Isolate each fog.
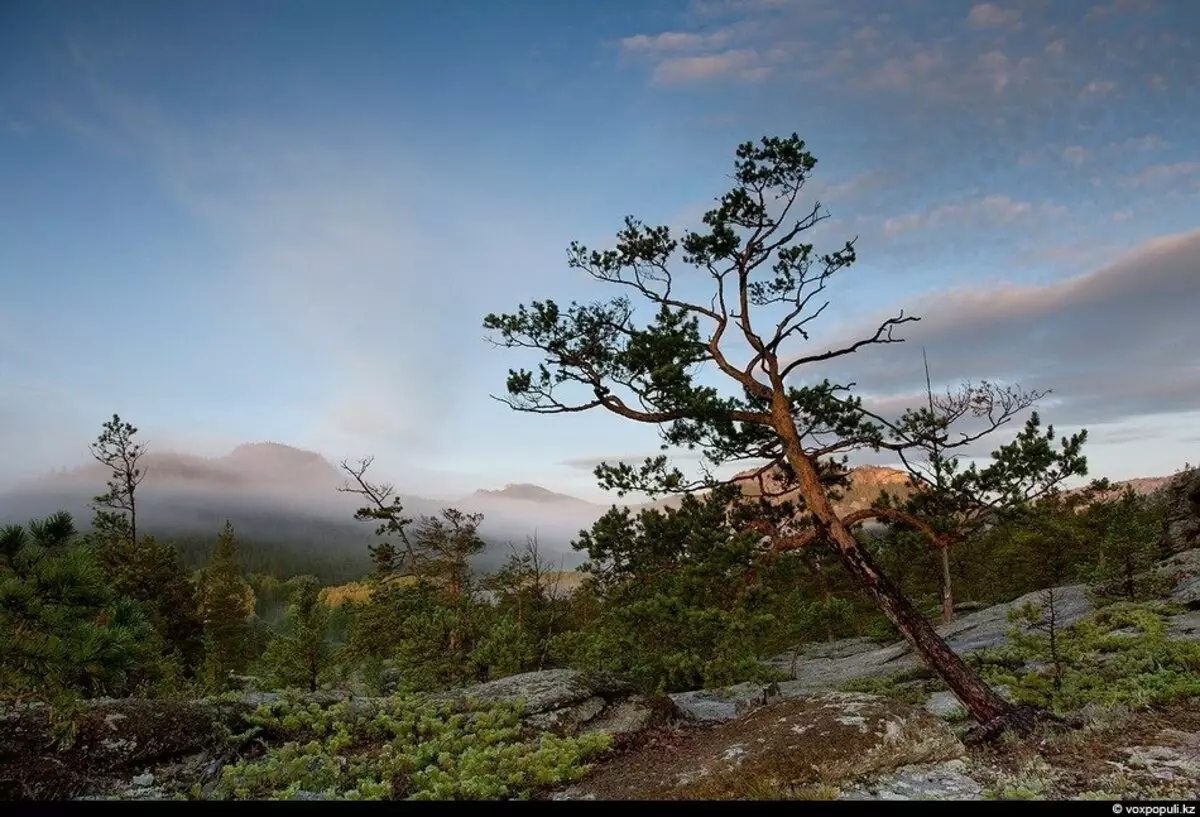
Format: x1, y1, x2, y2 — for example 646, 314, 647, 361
0, 443, 627, 575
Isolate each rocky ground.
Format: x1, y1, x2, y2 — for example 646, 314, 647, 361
547, 542, 1200, 801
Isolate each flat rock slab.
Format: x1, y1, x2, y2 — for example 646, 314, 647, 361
768, 583, 1098, 689
555, 692, 963, 800
1116, 730, 1200, 793
838, 759, 984, 800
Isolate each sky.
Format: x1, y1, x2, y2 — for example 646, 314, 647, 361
1, 0, 1197, 502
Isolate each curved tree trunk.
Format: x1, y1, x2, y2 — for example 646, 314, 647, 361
776, 420, 1012, 726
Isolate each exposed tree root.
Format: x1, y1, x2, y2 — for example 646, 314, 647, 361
963, 704, 1071, 745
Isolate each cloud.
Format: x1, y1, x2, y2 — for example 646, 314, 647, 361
560, 449, 705, 472
1087, 0, 1157, 19
652, 49, 769, 84
1062, 146, 1087, 166
1088, 424, 1166, 445
613, 0, 1192, 137
966, 4, 1022, 30
1121, 162, 1200, 189
620, 31, 731, 53
1082, 80, 1117, 95
883, 195, 1064, 236
788, 229, 1200, 429
1111, 134, 1164, 152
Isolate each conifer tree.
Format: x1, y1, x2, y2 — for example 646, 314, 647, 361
1090, 487, 1163, 599
0, 512, 161, 699
89, 414, 147, 546
484, 133, 1079, 734
261, 576, 331, 692
199, 521, 252, 690
86, 414, 204, 669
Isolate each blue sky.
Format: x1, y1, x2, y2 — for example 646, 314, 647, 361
1, 0, 1197, 501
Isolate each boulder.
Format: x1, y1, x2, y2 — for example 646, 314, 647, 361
554, 693, 964, 799
0, 698, 247, 800
669, 681, 791, 723
1158, 467, 1200, 556
1167, 610, 1200, 641
433, 669, 669, 737
1159, 549, 1200, 608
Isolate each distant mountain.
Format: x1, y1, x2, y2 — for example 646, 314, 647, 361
469, 483, 597, 507
0, 443, 594, 577
24, 441, 343, 498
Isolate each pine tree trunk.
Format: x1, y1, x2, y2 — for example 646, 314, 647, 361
940, 545, 955, 624
831, 536, 1010, 723
778, 428, 1012, 726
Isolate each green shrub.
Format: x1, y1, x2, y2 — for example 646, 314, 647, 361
981, 601, 1200, 713
209, 693, 610, 800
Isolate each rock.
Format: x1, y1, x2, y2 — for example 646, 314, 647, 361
434, 669, 669, 737
1117, 731, 1200, 792
1171, 576, 1200, 608
1158, 550, 1200, 609
1158, 467, 1200, 555
670, 682, 782, 723
838, 759, 984, 800
291, 790, 328, 801
670, 680, 841, 723
922, 692, 967, 720
1167, 610, 1200, 641
379, 667, 402, 696
768, 584, 1092, 687
557, 693, 964, 799
130, 773, 155, 788
586, 698, 665, 735
922, 687, 1014, 720
0, 698, 247, 800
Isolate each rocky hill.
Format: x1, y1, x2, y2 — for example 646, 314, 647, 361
637, 463, 917, 517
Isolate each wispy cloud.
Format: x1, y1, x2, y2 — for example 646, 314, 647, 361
966, 4, 1023, 30
1120, 161, 1200, 189
1082, 80, 1117, 95
44, 39, 562, 466
652, 49, 770, 84
1062, 146, 1088, 166
883, 195, 1064, 236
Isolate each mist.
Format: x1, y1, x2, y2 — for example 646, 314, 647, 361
0, 442, 623, 579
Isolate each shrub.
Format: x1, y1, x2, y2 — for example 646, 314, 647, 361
208, 693, 610, 800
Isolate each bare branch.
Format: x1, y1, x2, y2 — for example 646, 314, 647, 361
779, 312, 920, 380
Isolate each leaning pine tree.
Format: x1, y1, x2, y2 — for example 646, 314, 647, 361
484, 134, 1086, 737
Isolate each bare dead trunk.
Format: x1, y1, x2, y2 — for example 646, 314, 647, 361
940, 545, 955, 624
777, 423, 1012, 726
